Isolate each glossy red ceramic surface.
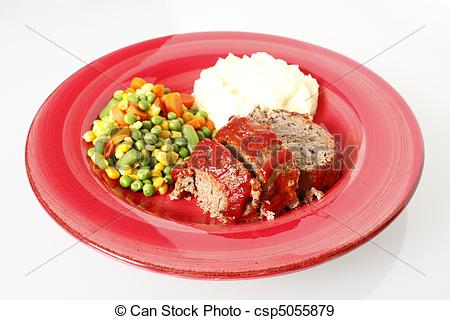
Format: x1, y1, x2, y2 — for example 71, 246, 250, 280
26, 32, 424, 278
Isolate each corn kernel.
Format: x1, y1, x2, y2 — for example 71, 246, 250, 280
149, 104, 161, 117
118, 99, 128, 110
158, 183, 168, 195
152, 149, 161, 157
118, 165, 133, 175
92, 120, 107, 137
160, 144, 173, 152
141, 83, 153, 92
121, 92, 129, 101
130, 120, 143, 130
124, 137, 133, 143
135, 88, 144, 96
82, 131, 96, 142
129, 174, 138, 181
161, 120, 169, 130
151, 169, 162, 178
117, 143, 131, 153
160, 130, 171, 139
168, 151, 179, 163
154, 162, 165, 171
156, 151, 169, 166
115, 149, 124, 159
105, 166, 120, 179
171, 131, 182, 139
153, 177, 165, 190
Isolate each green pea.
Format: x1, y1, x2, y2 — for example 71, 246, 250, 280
124, 113, 137, 125
113, 90, 124, 100
138, 100, 149, 111
174, 137, 187, 147
127, 93, 139, 103
167, 112, 177, 120
130, 180, 143, 192
143, 183, 155, 197
119, 175, 133, 188
179, 147, 189, 159
169, 120, 181, 131
200, 126, 211, 138
155, 138, 165, 148
196, 110, 208, 119
137, 168, 150, 180
151, 115, 164, 125
140, 149, 151, 166
131, 129, 142, 141
142, 120, 153, 130
163, 87, 171, 94
165, 175, 174, 185
134, 139, 145, 151
196, 130, 205, 140
117, 149, 140, 166
142, 179, 153, 185
177, 117, 184, 125
163, 166, 172, 176
172, 144, 179, 153
87, 147, 95, 158
140, 128, 149, 135
147, 92, 156, 104
150, 126, 161, 137
211, 129, 219, 138
182, 124, 199, 153
144, 132, 158, 145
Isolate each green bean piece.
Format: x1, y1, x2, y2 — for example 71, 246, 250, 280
104, 123, 117, 136
134, 139, 145, 151
181, 124, 200, 153
119, 175, 133, 188
117, 149, 140, 166
196, 130, 205, 140
99, 97, 119, 122
151, 115, 164, 125
147, 92, 156, 104
169, 120, 181, 131
179, 147, 190, 159
130, 180, 143, 192
140, 149, 151, 166
124, 113, 137, 125
174, 137, 187, 147
108, 156, 116, 166
138, 100, 149, 111
142, 179, 153, 185
144, 132, 158, 145
131, 129, 142, 141
172, 144, 179, 153
92, 152, 108, 169
200, 126, 211, 138
211, 129, 219, 138
137, 168, 150, 180
143, 183, 155, 196
87, 147, 95, 158
94, 137, 107, 153
167, 112, 177, 120
142, 120, 153, 130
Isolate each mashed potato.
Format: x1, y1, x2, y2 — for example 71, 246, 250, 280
193, 52, 319, 128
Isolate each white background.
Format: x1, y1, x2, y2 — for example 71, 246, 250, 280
1, 0, 449, 299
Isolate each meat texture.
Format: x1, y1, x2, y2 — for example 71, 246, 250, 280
214, 116, 299, 219
249, 107, 341, 195
170, 138, 261, 223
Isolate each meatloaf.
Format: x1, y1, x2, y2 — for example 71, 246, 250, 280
249, 107, 341, 195
214, 116, 299, 219
170, 138, 261, 223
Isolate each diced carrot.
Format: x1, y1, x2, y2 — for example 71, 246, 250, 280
112, 105, 126, 126
111, 127, 130, 144
185, 118, 202, 130
194, 115, 206, 126
127, 102, 149, 120
205, 118, 216, 131
165, 93, 183, 117
130, 77, 146, 90
180, 93, 195, 108
152, 84, 165, 97
154, 97, 167, 116
103, 139, 115, 159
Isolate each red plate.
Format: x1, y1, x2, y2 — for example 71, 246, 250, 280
26, 32, 423, 278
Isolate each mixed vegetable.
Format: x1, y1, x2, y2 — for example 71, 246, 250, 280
82, 77, 216, 196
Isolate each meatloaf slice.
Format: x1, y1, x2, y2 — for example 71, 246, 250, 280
249, 107, 341, 195
170, 138, 261, 223
214, 116, 299, 219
